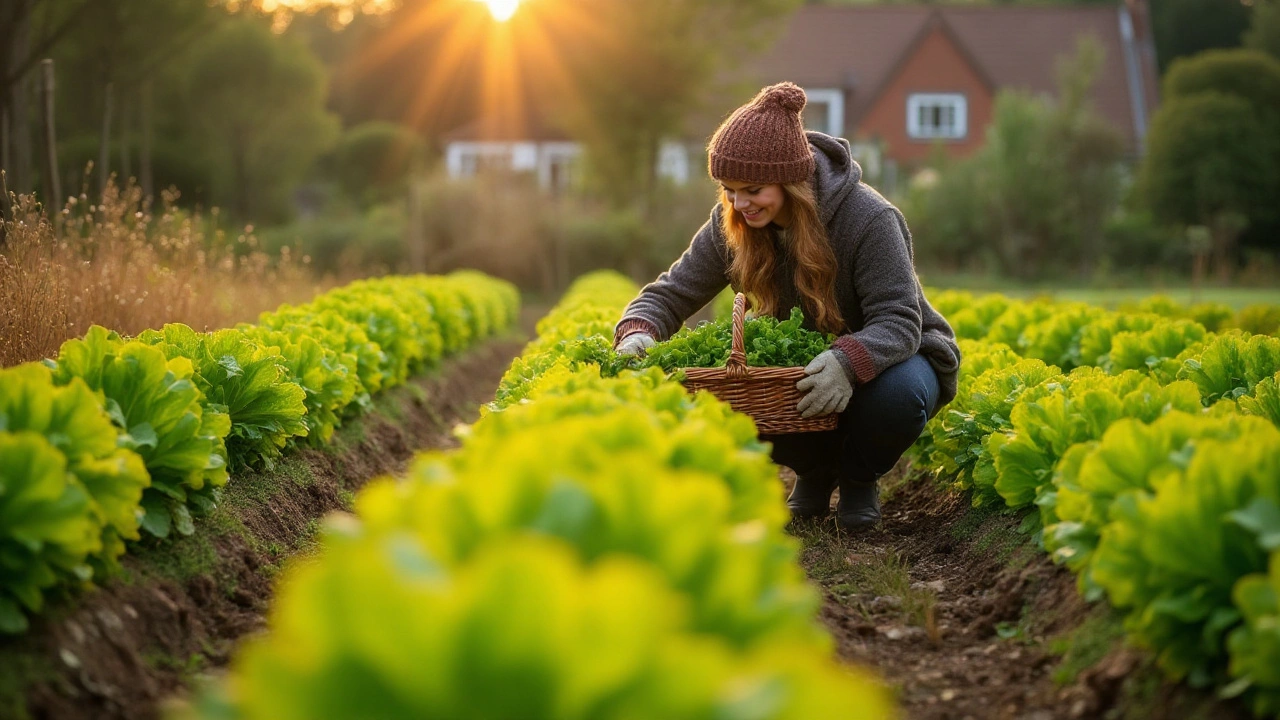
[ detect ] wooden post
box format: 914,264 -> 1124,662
140,81 -> 153,199
40,59 -> 61,215
1,107 -> 9,181
1,170 -> 10,245
97,81 -> 113,198
120,94 -> 131,185
6,75 -> 35,196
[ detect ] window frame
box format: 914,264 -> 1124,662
800,88 -> 844,137
905,93 -> 968,141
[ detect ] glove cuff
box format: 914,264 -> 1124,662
614,318 -> 659,349
831,336 -> 877,386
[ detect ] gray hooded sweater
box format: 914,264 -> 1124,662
614,131 -> 961,414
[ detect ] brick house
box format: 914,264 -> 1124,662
442,1 -> 1158,190
747,1 -> 1159,179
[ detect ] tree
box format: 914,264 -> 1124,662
50,0 -> 218,196
1163,48 -> 1280,115
1150,0 -> 1253,73
907,39 -> 1124,280
1,0 -> 103,202
1138,93 -> 1274,278
184,17 -> 340,222
327,121 -> 424,207
1141,49 -> 1280,267
536,0 -> 800,210
1245,0 -> 1280,61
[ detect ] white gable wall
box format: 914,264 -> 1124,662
445,140 -> 694,191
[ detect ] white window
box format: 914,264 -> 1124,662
657,141 -> 690,185
447,142 -> 516,178
906,93 -> 967,140
801,88 -> 844,137
537,142 -> 582,192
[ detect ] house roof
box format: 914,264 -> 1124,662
741,3 -> 1159,149
441,109 -> 572,143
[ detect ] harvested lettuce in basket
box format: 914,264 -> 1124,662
638,307 -> 834,372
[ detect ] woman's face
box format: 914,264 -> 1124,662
720,180 -> 791,229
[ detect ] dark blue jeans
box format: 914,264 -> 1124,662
762,353 -> 940,483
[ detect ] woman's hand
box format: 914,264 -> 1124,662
796,350 -> 853,418
616,333 -> 656,357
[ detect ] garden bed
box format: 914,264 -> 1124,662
0,334 -> 529,720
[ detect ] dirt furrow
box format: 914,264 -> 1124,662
790,465 -> 1249,720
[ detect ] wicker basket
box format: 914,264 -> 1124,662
680,293 -> 839,434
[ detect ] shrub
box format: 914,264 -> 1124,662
326,121 -> 423,207
1142,51 -> 1280,261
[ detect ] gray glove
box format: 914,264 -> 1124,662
616,333 -> 656,357
796,350 -> 854,419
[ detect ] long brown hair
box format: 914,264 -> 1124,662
720,182 -> 845,334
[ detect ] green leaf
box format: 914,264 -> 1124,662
140,496 -> 172,539
1229,498 -> 1280,552
217,354 -> 243,378
172,503 -> 196,537
125,422 -> 159,451
0,597 -> 28,634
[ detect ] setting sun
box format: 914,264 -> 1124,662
479,0 -> 520,21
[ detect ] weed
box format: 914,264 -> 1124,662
1,180 -> 325,367
1049,610 -> 1127,685
847,550 -> 938,628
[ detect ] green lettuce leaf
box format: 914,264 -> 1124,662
0,431 -> 97,631
1227,552 -> 1280,716
49,326 -> 231,537
932,358 -> 1062,503
991,369 -> 1202,511
1046,412 -> 1265,588
237,325 -> 359,446
137,325 -> 307,470
1089,425 -> 1280,681
1180,333 -> 1280,406
1239,372 -> 1280,427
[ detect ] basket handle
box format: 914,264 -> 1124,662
727,293 -> 748,379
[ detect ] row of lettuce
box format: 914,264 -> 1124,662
189,271 -> 894,720
0,272 -> 520,635
914,290 -> 1280,716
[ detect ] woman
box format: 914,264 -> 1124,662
613,82 -> 961,531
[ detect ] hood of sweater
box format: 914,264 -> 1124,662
807,131 -> 862,227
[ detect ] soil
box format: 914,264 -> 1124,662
1,323 -> 533,720
789,464 -> 1251,720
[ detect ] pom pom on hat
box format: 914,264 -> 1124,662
757,82 -> 808,114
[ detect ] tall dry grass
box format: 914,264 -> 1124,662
1,179 -> 328,367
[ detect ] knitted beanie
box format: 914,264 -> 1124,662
708,82 -> 815,185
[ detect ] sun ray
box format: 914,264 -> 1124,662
350,0 -> 481,76
346,0 -> 630,149
402,9 -> 492,132
480,0 -> 520,22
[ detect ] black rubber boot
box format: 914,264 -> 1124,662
836,478 -> 881,531
786,472 -> 838,520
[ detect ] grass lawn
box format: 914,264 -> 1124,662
1006,287 -> 1280,309
920,273 -> 1280,309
